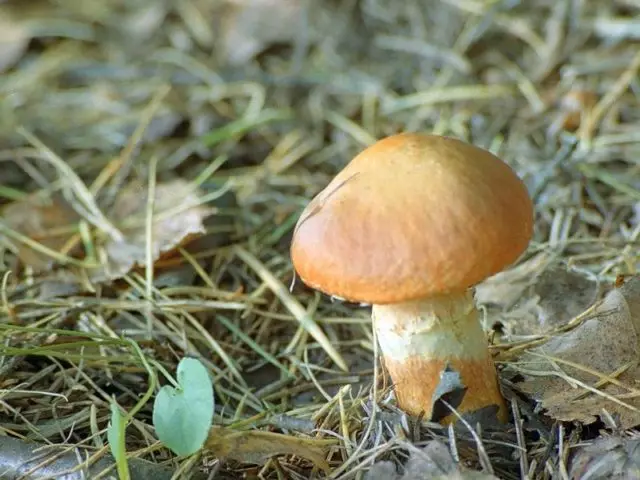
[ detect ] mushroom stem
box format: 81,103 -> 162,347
372,290 -> 507,423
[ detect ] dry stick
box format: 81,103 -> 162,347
337,388 -> 353,459
447,422 -> 460,464
570,360 -> 635,402
577,49 -> 640,150
557,424 -> 569,480
144,156 -> 159,337
511,398 -> 529,480
231,245 -> 348,372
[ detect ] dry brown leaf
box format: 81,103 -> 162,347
2,179 -> 212,290
476,254 -> 599,336
93,179 -> 212,282
476,253 -> 550,310
513,281 -> 640,428
1,193 -> 81,271
204,426 -> 333,472
217,0 -> 303,65
530,265 -> 600,331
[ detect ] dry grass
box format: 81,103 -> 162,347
0,0 -> 639,478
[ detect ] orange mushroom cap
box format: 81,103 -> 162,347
291,133 -> 534,304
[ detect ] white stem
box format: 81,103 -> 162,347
371,290 -> 506,421
372,290 -> 487,363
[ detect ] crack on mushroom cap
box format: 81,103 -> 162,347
293,171 -> 360,237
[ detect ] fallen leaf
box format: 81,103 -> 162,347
530,265 -> 600,331
1,193 -> 81,272
0,179 -> 219,286
476,254 -> 600,336
217,0 -> 303,65
0,435 -> 182,480
93,178 -> 213,283
430,364 -> 466,423
38,270 -> 89,299
204,426 -> 334,472
512,281 -> 640,428
475,253 -> 550,310
365,441 -> 499,480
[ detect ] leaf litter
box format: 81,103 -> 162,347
477,254 -> 601,336
96,178 -> 214,283
513,282 -> 640,428
204,426 -> 335,473
1,192 -> 82,272
477,250 -> 640,427
1,0 -> 640,478
1,177 -> 216,291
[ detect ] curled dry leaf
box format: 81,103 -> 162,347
365,441 -> 499,480
1,179 -> 214,293
204,426 -> 334,472
94,179 -> 213,282
530,265 -> 600,331
512,278 -> 640,428
476,254 -> 599,336
1,193 -> 81,272
475,253 -> 550,312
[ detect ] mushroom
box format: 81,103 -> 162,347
290,133 -> 533,423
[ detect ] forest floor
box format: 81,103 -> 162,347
1,1 -> 640,479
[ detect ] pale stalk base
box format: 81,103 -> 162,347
372,290 -> 506,423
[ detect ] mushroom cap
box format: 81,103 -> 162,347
290,133 -> 534,305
